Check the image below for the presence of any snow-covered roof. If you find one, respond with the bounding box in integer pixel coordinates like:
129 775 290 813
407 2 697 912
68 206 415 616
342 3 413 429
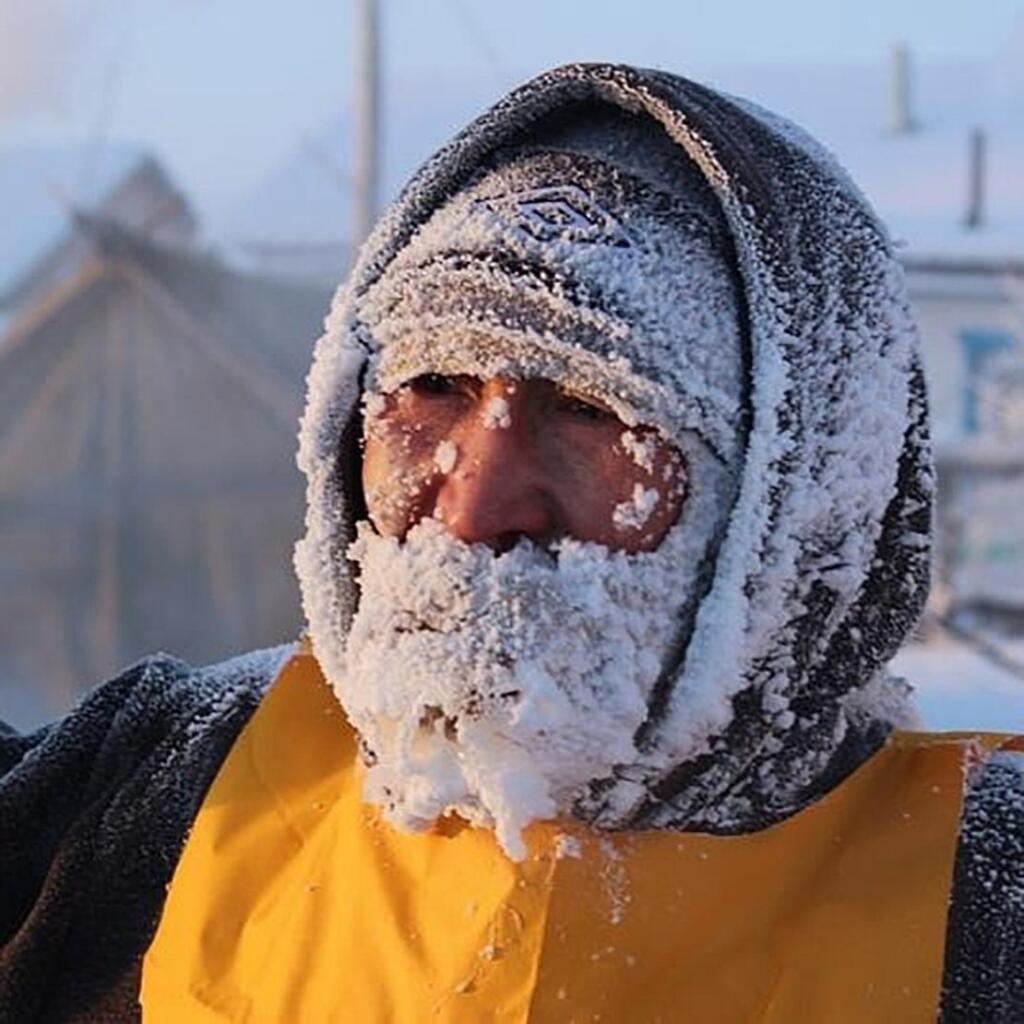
709 57 1024 261
224 56 1023 262
0 141 150 301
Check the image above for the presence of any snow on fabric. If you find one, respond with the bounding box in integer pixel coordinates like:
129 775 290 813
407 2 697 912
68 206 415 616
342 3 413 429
295 63 933 844
339 517 687 858
358 146 746 468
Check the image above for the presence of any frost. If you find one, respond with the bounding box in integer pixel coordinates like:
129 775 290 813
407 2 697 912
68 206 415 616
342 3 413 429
598 839 630 924
620 430 656 473
434 439 458 474
555 833 583 859
482 396 512 430
612 483 660 531
942 748 1024 1016
363 391 386 420
357 143 747 468
336 516 695 859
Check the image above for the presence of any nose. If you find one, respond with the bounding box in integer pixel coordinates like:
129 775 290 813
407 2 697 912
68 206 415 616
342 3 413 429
434 397 557 549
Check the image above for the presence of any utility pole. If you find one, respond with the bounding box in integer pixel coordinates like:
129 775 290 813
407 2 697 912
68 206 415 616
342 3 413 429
351 0 381 252
890 42 916 135
964 127 986 231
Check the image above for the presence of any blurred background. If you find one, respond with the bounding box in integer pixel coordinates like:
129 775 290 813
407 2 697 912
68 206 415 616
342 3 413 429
2 0 1023 730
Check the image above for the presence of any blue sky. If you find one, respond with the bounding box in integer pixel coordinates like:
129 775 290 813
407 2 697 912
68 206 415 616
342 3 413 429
3 0 1023 225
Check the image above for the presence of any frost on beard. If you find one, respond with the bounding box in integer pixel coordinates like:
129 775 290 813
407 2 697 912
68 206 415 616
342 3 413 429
334 517 691 859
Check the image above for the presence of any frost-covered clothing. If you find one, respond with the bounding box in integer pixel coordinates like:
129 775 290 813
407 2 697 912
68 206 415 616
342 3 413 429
0 648 290 1023
2 649 1022 1022
296 61 929 834
140 649 1022 1022
2 60 1024 1021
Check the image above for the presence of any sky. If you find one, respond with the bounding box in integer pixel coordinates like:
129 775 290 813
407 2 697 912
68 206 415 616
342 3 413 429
2 0 1024 228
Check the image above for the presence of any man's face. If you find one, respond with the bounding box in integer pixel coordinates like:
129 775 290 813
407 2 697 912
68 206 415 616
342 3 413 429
348 373 694 855
362 374 686 552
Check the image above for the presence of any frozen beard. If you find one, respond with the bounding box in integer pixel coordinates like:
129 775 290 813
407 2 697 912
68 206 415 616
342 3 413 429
335 439 727 861
340 521 680 859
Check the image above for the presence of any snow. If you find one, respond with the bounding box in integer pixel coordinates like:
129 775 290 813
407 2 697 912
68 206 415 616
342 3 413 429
481 395 511 430
612 483 660 531
356 138 747 469
620 430 656 473
296 63 934 850
894 639 1024 732
713 56 1024 261
362 391 386 420
554 833 583 859
434 439 458 474
335 515 700 859
598 839 630 925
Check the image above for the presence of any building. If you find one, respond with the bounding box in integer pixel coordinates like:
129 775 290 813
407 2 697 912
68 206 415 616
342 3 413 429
0 208 329 727
0 142 197 317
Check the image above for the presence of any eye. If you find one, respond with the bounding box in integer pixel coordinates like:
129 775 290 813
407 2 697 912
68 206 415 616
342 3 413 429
408 373 459 396
555 388 617 424
405 373 479 399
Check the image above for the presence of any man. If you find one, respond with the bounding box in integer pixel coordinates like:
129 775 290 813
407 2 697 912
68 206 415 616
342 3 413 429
2 62 1022 1022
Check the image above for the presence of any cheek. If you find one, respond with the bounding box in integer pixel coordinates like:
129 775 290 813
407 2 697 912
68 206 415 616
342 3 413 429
631 447 687 547
362 387 487 534
548 426 685 551
362 406 451 535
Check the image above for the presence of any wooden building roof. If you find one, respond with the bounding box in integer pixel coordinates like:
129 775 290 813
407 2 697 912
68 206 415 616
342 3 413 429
0 219 331 726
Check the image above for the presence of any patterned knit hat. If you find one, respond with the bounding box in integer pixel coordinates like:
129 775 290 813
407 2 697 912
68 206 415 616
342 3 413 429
356 108 748 470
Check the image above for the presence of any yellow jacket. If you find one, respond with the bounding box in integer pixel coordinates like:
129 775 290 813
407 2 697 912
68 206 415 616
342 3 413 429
142 648 1002 1023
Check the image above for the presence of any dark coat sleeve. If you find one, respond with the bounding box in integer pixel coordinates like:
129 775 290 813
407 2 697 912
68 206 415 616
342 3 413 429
0 647 290 1024
940 750 1024 1024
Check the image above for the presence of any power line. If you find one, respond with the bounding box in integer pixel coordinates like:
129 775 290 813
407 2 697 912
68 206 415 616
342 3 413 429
926 609 1024 688
447 0 512 91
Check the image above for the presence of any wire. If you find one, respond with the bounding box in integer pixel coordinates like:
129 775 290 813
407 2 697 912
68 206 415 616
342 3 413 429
925 609 1024 687
447 0 512 91
78 0 138 204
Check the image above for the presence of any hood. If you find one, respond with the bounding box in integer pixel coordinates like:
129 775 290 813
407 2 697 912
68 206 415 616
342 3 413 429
295 63 933 833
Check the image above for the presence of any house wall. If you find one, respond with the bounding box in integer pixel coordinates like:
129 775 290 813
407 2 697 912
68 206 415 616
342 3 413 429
905 264 1024 446
905 261 1024 613
0 260 312 728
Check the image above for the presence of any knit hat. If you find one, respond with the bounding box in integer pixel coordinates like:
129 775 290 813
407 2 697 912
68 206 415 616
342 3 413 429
356 109 748 470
